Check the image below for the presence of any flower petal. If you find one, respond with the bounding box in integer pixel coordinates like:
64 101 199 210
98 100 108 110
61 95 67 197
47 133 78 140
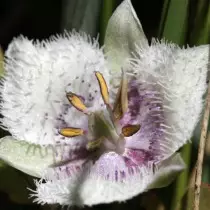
32 153 184 206
0 136 88 177
104 0 148 73
148 153 185 189
120 80 165 160
0 136 56 177
0 32 109 146
132 42 209 155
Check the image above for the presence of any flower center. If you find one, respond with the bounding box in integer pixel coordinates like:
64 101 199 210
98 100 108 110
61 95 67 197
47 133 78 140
59 71 141 155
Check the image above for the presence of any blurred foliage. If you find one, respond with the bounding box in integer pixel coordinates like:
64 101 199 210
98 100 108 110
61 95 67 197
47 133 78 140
159 0 189 45
61 0 103 38
159 0 210 46
0 47 4 76
99 0 117 44
189 0 210 45
181 183 210 210
156 0 210 209
0 160 33 204
170 144 192 210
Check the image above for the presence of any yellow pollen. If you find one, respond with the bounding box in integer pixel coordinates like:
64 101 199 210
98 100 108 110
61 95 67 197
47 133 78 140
121 70 128 114
113 70 128 120
122 124 141 137
95 71 109 105
66 92 87 113
59 127 84 137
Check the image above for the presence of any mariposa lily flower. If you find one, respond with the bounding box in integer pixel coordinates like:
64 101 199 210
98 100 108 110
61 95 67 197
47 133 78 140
0 0 209 206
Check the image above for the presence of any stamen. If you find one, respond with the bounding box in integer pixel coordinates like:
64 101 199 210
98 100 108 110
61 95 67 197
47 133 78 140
121 70 128 113
59 127 85 137
87 136 105 151
113 70 128 120
95 71 109 105
66 92 87 113
122 124 141 137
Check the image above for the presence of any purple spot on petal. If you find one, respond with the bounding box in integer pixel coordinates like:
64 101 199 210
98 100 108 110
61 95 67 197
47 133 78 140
120 80 165 161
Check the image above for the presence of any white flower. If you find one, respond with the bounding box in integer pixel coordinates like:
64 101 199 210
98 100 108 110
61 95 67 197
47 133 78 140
0 0 209 207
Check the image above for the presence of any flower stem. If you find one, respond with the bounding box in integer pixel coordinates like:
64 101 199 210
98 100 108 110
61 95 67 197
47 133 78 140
193 81 210 210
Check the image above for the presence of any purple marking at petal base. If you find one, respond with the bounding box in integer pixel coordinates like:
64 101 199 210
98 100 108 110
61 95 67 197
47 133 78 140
121 80 165 162
51 79 166 182
123 149 155 167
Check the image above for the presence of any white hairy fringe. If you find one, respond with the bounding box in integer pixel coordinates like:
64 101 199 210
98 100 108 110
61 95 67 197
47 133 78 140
130 39 209 156
30 161 156 206
0 31 109 146
29 152 184 206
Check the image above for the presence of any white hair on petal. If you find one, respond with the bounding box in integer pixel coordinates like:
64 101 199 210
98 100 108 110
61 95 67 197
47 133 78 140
30 152 185 206
30 162 153 206
0 31 109 146
131 40 209 157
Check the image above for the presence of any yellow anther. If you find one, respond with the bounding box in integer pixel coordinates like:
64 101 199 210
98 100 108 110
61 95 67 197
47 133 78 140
113 70 128 120
59 127 84 137
122 124 141 137
113 90 123 120
66 92 87 113
95 71 109 105
121 70 128 114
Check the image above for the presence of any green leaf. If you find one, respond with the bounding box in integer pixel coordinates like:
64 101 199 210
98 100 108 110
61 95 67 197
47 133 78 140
0 165 33 204
189 0 210 45
170 143 192 210
0 136 57 177
148 153 185 190
104 0 148 73
159 0 189 45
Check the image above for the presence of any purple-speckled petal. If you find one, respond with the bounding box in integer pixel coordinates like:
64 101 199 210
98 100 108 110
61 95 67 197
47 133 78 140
51 149 151 182
123 149 155 166
93 152 127 181
48 78 167 185
46 146 91 180
86 150 154 181
121 80 165 161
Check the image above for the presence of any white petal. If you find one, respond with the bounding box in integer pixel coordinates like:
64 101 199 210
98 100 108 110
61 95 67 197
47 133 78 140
132 42 209 156
148 153 185 189
104 0 148 73
0 136 87 178
32 153 184 206
0 136 56 177
0 32 109 146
